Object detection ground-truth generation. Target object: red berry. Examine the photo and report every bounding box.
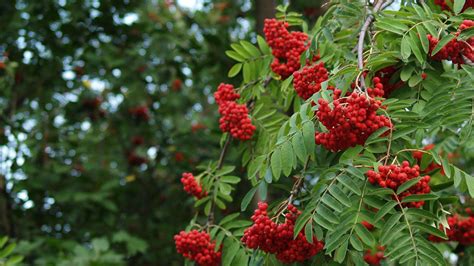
[214,84,256,141]
[293,62,329,100]
[174,230,221,266]
[242,202,324,263]
[181,172,207,199]
[315,91,392,151]
[366,161,431,208]
[264,19,314,78]
[428,214,474,245]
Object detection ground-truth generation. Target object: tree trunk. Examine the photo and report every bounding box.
[255,0,276,35]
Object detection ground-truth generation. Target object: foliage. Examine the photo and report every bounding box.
[175,1,474,265]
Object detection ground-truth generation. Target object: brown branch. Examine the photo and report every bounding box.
[357,0,389,89]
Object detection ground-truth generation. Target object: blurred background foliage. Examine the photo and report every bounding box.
[0,0,329,264]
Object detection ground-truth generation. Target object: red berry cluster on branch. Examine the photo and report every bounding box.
[372,66,404,98]
[241,202,324,263]
[293,62,329,100]
[428,214,474,245]
[366,161,431,208]
[428,20,474,65]
[174,230,221,266]
[363,246,385,266]
[129,105,150,121]
[181,172,207,199]
[412,144,444,175]
[434,0,474,12]
[263,18,313,79]
[214,83,256,141]
[315,92,392,152]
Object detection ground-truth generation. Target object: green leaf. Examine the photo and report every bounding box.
[322,194,343,212]
[258,181,267,201]
[396,177,422,194]
[240,41,261,57]
[232,248,249,265]
[0,237,7,249]
[228,63,242,77]
[271,148,282,180]
[292,132,307,163]
[220,176,241,184]
[374,201,397,222]
[316,204,339,224]
[350,234,364,251]
[406,208,438,220]
[281,141,293,176]
[305,221,314,244]
[220,213,240,225]
[225,50,245,62]
[257,35,270,54]
[431,34,455,56]
[339,145,363,164]
[453,0,466,14]
[221,239,239,265]
[401,193,439,203]
[416,25,429,54]
[0,243,15,258]
[241,186,258,211]
[401,35,411,60]
[329,186,352,207]
[302,122,315,156]
[400,65,414,82]
[337,175,361,196]
[412,222,447,239]
[408,74,422,87]
[6,255,23,265]
[334,239,349,263]
[354,224,375,246]
[294,211,312,238]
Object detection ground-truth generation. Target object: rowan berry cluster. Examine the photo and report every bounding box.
[428,214,474,245]
[293,62,329,100]
[214,83,256,141]
[412,144,444,175]
[241,202,324,263]
[434,0,474,12]
[181,172,207,199]
[263,18,313,78]
[363,246,385,266]
[428,20,474,65]
[372,66,404,98]
[129,105,150,121]
[174,230,221,266]
[366,161,431,208]
[315,92,392,152]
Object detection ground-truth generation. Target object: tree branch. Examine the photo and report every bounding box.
[357,0,388,89]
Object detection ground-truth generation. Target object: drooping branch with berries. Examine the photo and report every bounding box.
[175,1,474,265]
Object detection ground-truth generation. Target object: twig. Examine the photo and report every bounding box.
[357,0,387,89]
[207,134,232,226]
[217,135,232,169]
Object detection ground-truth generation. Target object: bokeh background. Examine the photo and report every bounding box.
[0,0,327,265]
